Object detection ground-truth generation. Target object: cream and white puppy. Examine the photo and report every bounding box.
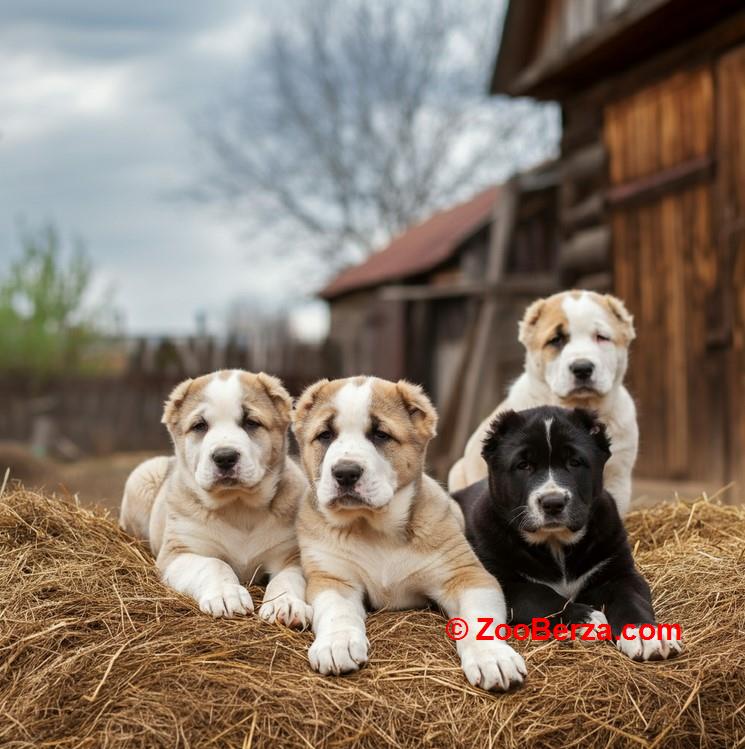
[119,369,312,627]
[449,291,638,516]
[292,376,527,692]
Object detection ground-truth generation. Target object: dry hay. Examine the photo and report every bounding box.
[1,484,744,749]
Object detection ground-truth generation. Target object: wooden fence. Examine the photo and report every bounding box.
[0,338,340,457]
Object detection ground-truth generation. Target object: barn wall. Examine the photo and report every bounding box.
[327,290,406,381]
[602,47,745,491]
[717,44,745,494]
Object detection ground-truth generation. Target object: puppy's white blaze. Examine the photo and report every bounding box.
[334,378,372,435]
[204,371,243,420]
[544,417,553,458]
[317,378,398,509]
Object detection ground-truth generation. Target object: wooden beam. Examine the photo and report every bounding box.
[446,181,519,468]
[561,142,606,181]
[606,155,715,207]
[506,0,672,97]
[562,192,605,229]
[571,7,745,108]
[559,226,610,274]
[379,275,557,302]
[573,271,613,292]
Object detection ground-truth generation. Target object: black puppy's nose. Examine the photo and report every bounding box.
[213,448,239,471]
[570,359,594,381]
[332,461,363,488]
[539,492,567,516]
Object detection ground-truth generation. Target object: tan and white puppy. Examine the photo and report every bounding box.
[292,376,527,692]
[449,291,638,516]
[119,369,312,627]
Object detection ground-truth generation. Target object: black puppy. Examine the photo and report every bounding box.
[454,406,682,661]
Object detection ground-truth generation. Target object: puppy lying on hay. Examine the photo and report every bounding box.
[1,485,744,749]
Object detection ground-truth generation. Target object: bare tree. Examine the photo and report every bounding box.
[198,0,558,278]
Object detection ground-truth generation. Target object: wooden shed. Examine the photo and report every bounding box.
[320,169,560,477]
[492,0,745,496]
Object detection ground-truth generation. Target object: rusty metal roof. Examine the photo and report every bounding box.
[319,186,500,300]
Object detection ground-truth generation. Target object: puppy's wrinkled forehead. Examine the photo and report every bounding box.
[168,370,288,430]
[334,378,374,432]
[295,376,434,444]
[520,290,632,349]
[304,377,412,434]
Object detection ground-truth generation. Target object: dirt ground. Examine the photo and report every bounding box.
[0,442,156,515]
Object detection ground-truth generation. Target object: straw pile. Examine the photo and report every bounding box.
[1,485,744,748]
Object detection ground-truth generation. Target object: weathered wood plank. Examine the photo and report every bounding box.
[379,275,557,302]
[559,225,610,273]
[716,43,745,500]
[606,155,714,206]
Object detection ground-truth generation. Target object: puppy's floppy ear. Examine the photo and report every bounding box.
[292,378,329,437]
[518,297,546,347]
[256,372,292,426]
[570,408,611,458]
[162,378,193,427]
[396,380,438,441]
[481,409,523,461]
[603,294,636,344]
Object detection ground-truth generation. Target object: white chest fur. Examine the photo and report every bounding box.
[522,543,607,602]
[309,539,430,611]
[170,508,294,580]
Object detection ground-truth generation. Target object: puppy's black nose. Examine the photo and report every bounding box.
[570,359,594,381]
[213,448,239,471]
[332,461,363,488]
[539,493,567,516]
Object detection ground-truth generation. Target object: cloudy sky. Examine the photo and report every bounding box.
[0,1,319,336]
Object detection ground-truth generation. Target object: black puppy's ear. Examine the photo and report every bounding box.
[482,410,524,461]
[570,408,611,458]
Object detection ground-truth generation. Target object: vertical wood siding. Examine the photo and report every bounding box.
[717,45,745,495]
[605,66,726,483]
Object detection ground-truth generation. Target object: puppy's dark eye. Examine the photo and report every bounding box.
[515,460,532,471]
[242,415,260,431]
[190,418,208,434]
[596,333,611,343]
[371,428,391,444]
[567,457,585,468]
[546,332,566,347]
[316,430,333,444]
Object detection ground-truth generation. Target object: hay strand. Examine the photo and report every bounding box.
[1,486,744,748]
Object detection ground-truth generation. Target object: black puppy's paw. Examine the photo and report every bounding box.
[559,602,608,627]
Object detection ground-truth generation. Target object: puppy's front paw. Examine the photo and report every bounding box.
[572,607,608,640]
[460,642,526,691]
[562,602,603,625]
[259,593,313,629]
[616,625,683,661]
[308,631,369,675]
[199,584,253,618]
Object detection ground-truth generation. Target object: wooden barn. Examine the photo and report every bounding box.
[492,0,745,496]
[320,167,563,476]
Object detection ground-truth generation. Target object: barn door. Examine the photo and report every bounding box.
[604,67,727,484]
[717,45,745,496]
